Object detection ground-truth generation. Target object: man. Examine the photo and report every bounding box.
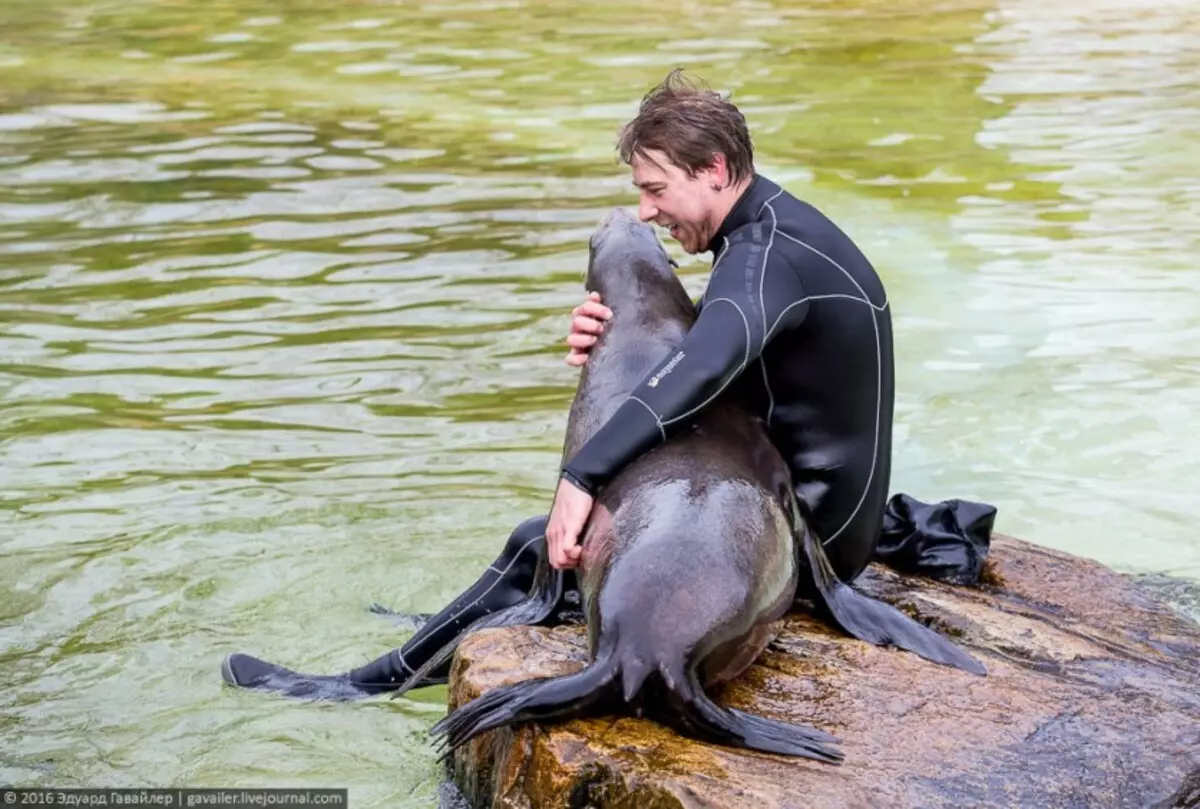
[222,70,990,699]
[544,70,893,581]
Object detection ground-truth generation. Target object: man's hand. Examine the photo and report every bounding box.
[546,476,595,570]
[565,292,613,367]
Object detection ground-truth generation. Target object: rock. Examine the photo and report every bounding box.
[441,534,1200,808]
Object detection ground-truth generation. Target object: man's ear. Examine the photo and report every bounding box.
[702,153,729,190]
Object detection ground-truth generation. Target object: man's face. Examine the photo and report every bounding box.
[631,149,724,255]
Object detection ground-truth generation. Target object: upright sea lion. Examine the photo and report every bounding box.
[426,207,849,760]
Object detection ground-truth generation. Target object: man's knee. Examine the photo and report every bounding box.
[499,514,580,602]
[502,514,548,561]
[491,514,549,598]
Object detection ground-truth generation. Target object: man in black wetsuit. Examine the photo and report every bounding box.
[222,70,991,699]
[544,81,893,583]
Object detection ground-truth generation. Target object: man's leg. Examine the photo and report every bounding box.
[222,515,551,700]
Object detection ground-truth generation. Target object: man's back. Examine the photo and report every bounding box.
[700,175,895,581]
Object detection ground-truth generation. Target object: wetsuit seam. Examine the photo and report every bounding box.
[761,359,775,429]
[660,296,752,427]
[775,230,889,311]
[759,200,781,349]
[760,200,808,430]
[772,246,888,544]
[757,188,784,215]
[712,236,732,272]
[766,202,813,303]
[825,298,880,547]
[628,394,667,441]
[766,293,881,339]
[765,298,812,342]
[772,229,885,545]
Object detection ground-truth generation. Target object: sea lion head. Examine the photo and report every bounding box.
[585,207,680,309]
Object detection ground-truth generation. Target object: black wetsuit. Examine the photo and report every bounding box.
[563,173,894,581]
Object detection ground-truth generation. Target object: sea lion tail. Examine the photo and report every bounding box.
[800,525,987,676]
[661,667,843,764]
[430,645,620,754]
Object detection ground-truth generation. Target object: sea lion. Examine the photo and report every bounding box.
[424,207,844,762]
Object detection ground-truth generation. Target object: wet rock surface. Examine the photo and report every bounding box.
[442,534,1200,808]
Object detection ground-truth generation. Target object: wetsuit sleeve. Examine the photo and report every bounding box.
[560,228,810,496]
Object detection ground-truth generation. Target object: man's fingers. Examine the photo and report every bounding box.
[565,351,588,368]
[577,301,613,321]
[547,530,579,570]
[550,543,576,570]
[571,315,605,336]
[566,333,597,350]
[549,528,566,569]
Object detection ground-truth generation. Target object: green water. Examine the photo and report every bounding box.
[2,0,1198,803]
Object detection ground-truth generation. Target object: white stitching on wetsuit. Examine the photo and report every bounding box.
[712,236,732,272]
[761,359,775,429]
[766,293,881,341]
[758,188,785,214]
[658,296,753,427]
[399,532,546,668]
[776,231,889,311]
[758,189,784,341]
[765,298,810,342]
[774,229,885,546]
[629,394,666,440]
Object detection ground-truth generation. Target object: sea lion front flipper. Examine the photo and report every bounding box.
[367,603,433,633]
[800,525,987,676]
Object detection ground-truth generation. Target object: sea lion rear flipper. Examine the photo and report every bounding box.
[801,526,988,676]
[430,648,620,754]
[665,670,843,764]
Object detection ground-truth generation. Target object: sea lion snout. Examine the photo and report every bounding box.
[590,206,658,255]
[597,205,641,230]
[588,207,674,296]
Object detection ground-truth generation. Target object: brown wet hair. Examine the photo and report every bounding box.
[617,69,755,188]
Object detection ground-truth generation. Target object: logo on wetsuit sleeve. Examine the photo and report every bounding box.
[647,351,686,387]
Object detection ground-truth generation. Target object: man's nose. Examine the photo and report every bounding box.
[638,195,657,223]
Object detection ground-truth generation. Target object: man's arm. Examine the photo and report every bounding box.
[561,231,809,496]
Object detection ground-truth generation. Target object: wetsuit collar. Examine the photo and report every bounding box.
[704,173,779,255]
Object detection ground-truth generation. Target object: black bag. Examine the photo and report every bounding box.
[873,493,997,585]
